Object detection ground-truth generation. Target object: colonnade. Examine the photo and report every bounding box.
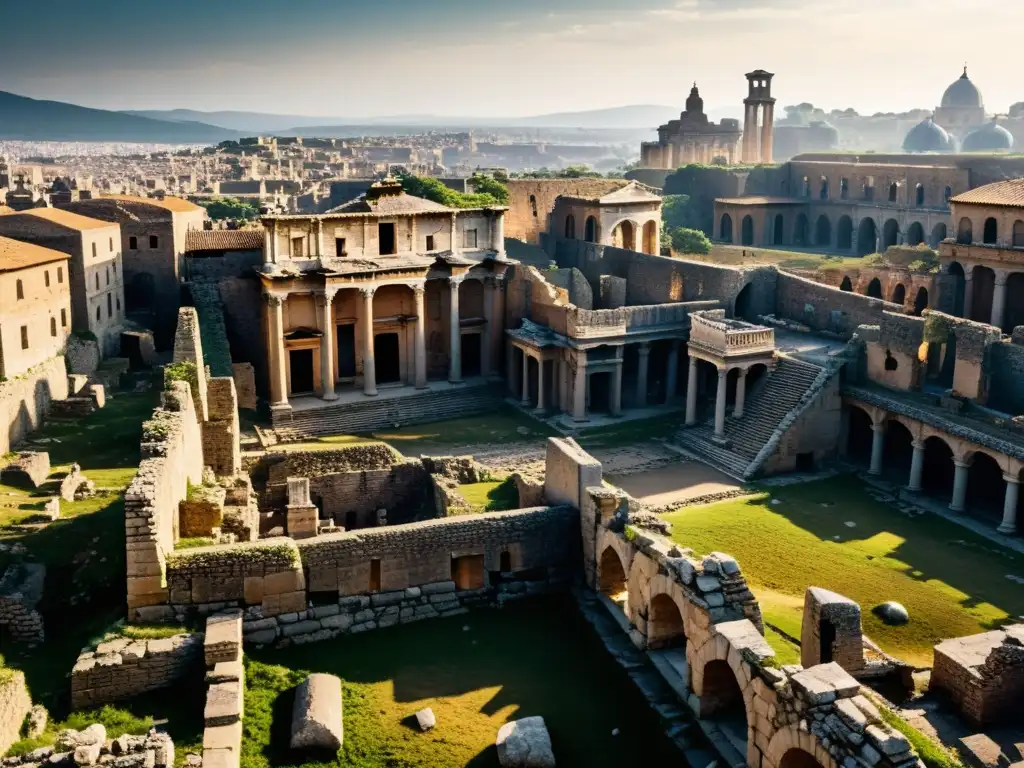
[685,360,751,438]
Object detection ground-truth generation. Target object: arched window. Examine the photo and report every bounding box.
[802,176,811,197]
[529,195,537,218]
[891,284,906,305]
[915,184,925,206]
[741,215,754,246]
[720,214,733,243]
[564,214,576,239]
[983,217,998,244]
[50,317,57,337]
[957,217,973,244]
[839,178,849,200]
[944,186,953,203]
[863,182,874,201]
[815,215,831,247]
[1013,220,1024,247]
[819,177,829,200]
[584,216,598,242]
[888,182,898,202]
[16,279,24,300]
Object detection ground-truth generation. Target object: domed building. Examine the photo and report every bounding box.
[641,82,744,168]
[902,117,955,153]
[933,66,986,135]
[961,119,1014,152]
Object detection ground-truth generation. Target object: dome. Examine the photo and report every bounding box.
[961,120,1014,152]
[941,67,984,109]
[903,118,954,153]
[685,83,705,116]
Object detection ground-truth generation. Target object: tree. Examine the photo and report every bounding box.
[469,174,510,204]
[397,172,507,208]
[669,227,711,255]
[200,197,259,221]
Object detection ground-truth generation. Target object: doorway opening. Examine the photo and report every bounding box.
[288,348,314,394]
[378,222,396,255]
[337,324,356,378]
[461,332,482,377]
[374,332,401,384]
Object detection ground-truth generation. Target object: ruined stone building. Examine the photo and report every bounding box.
[550,182,663,254]
[61,195,206,348]
[0,208,125,356]
[641,83,743,169]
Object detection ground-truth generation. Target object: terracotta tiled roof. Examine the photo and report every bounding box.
[186,229,264,252]
[0,235,70,273]
[13,207,113,231]
[596,182,662,204]
[101,194,203,213]
[327,192,453,215]
[715,196,807,205]
[950,180,1024,208]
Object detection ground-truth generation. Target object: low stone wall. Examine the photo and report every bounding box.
[70,632,202,709]
[0,563,45,644]
[1,452,50,489]
[0,355,69,455]
[0,669,32,755]
[931,624,1024,727]
[202,611,244,768]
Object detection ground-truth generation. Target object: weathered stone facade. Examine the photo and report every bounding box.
[0,355,70,455]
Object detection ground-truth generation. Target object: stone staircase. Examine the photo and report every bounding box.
[674,356,824,479]
[271,382,500,440]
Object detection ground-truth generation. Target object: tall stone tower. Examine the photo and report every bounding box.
[742,70,776,164]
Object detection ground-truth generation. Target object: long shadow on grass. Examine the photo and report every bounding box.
[759,474,1024,628]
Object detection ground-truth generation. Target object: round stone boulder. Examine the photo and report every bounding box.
[496,716,555,768]
[873,601,909,626]
[290,674,343,752]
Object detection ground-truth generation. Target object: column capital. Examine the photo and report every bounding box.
[316,287,338,303]
[266,293,285,308]
[449,275,465,288]
[359,285,376,299]
[411,283,426,296]
[637,342,651,356]
[1003,473,1020,484]
[953,457,971,469]
[717,367,728,379]
[870,423,886,433]
[911,439,926,450]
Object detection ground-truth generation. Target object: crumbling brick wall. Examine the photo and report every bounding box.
[0,356,69,455]
[775,271,900,337]
[202,378,240,477]
[0,670,31,755]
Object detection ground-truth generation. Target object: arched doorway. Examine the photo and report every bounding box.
[837,216,853,250]
[598,546,627,604]
[882,420,914,484]
[957,217,973,245]
[921,437,955,502]
[970,266,995,323]
[793,214,809,246]
[882,219,900,248]
[930,223,948,248]
[815,215,831,247]
[846,406,874,467]
[564,214,576,239]
[947,262,966,317]
[1004,273,1024,331]
[866,278,882,299]
[734,283,752,320]
[642,220,658,255]
[857,218,877,256]
[966,452,1004,524]
[720,214,733,243]
[700,659,747,748]
[584,216,598,242]
[891,284,906,306]
[907,222,924,246]
[913,287,929,316]
[839,276,853,292]
[983,217,998,244]
[773,214,785,245]
[647,593,686,649]
[779,748,826,768]
[741,215,754,246]
[613,220,636,250]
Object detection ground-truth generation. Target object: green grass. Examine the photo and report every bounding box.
[176,536,218,550]
[662,475,1024,667]
[576,413,684,449]
[878,704,964,768]
[244,596,680,768]
[458,478,519,513]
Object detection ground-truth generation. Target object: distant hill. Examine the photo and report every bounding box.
[0,92,243,143]
[121,109,346,133]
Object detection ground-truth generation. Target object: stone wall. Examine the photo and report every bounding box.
[70,632,202,709]
[0,670,32,755]
[0,563,45,643]
[172,307,208,421]
[0,355,69,455]
[988,339,1024,415]
[757,366,844,477]
[504,178,628,245]
[202,378,241,478]
[774,271,901,337]
[231,363,257,410]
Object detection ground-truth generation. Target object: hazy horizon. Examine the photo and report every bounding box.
[4,0,1020,118]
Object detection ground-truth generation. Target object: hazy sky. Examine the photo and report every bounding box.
[4,0,1020,117]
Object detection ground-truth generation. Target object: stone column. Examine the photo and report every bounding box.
[262,227,274,269]
[1000,474,1019,534]
[963,273,974,319]
[685,357,698,426]
[481,278,494,378]
[318,289,337,401]
[492,211,505,252]
[742,104,758,163]
[315,218,325,258]
[521,350,530,406]
[448,277,462,383]
[734,368,747,418]
[611,348,623,416]
[950,459,970,512]
[992,275,1008,331]
[267,295,288,405]
[760,103,774,164]
[664,341,680,404]
[536,357,546,411]
[413,285,427,389]
[714,367,728,437]
[360,286,377,396]
[450,213,459,255]
[506,342,516,395]
[573,352,588,422]
[907,440,925,491]
[636,342,651,408]
[869,424,885,475]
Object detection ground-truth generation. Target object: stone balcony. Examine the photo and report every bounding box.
[566,301,718,340]
[688,309,775,357]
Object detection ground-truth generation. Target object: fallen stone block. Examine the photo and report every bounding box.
[414,708,436,732]
[496,717,555,768]
[290,674,343,752]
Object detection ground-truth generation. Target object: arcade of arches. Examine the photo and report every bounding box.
[844,399,1019,534]
[942,259,1024,332]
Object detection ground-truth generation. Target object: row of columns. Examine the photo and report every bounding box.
[685,360,748,438]
[961,271,1009,330]
[867,427,1018,535]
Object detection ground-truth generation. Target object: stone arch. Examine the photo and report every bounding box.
[642,220,658,255]
[930,222,948,248]
[584,215,599,242]
[891,283,906,305]
[598,543,629,599]
[856,218,877,256]
[882,418,914,483]
[611,220,637,250]
[915,183,925,207]
[689,633,754,733]
[907,222,925,246]
[921,435,955,501]
[773,214,785,245]
[720,214,733,243]
[734,283,753,320]
[845,404,874,466]
[969,265,995,323]
[888,182,899,202]
[966,450,1006,524]
[648,592,687,649]
[839,276,853,292]
[983,217,998,245]
[741,215,755,246]
[957,217,973,244]
[947,261,966,317]
[793,214,810,247]
[1004,273,1024,331]
[815,215,831,247]
[866,277,882,299]
[882,218,900,248]
[780,748,829,768]
[765,726,837,768]
[564,214,576,239]
[836,216,853,250]
[913,287,929,316]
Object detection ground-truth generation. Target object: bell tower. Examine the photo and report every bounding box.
[742,70,776,164]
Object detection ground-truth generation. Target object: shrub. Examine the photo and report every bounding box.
[670,227,712,255]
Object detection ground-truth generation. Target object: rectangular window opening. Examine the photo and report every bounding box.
[463,228,478,249]
[426,234,435,252]
[335,237,346,256]
[149,235,158,249]
[369,559,382,592]
[378,223,396,255]
[451,554,485,590]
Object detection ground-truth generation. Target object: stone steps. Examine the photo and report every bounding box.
[675,357,824,478]
[273,384,500,439]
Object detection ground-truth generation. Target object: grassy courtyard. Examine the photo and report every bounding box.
[245,596,680,768]
[662,475,1024,668]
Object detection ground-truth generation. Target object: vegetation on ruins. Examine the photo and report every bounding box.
[198,197,260,221]
[458,477,519,513]
[876,704,965,768]
[397,172,508,208]
[663,475,1024,668]
[163,360,201,408]
[512,165,606,179]
[668,227,712,255]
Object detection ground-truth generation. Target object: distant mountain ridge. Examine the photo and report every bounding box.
[0,91,243,143]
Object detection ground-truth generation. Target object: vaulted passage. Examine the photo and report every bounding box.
[598,546,627,603]
[779,748,826,768]
[966,452,1004,524]
[857,218,877,256]
[647,594,686,650]
[845,406,873,467]
[837,216,853,250]
[921,437,955,502]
